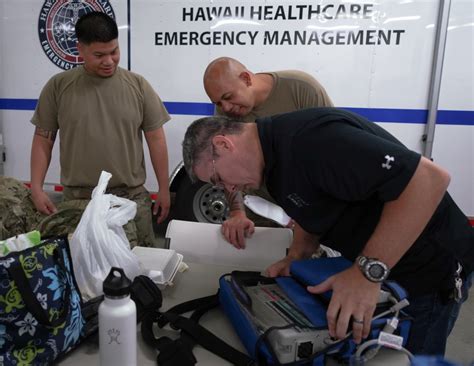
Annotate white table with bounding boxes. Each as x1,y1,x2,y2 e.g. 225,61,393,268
59,262,409,365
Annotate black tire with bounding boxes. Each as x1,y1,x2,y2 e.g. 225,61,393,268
172,175,229,224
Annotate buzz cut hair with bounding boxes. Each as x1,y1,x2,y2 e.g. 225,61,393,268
75,11,118,45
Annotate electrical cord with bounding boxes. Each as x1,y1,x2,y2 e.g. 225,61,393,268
355,339,414,360
355,296,411,361
362,295,401,360
323,296,409,358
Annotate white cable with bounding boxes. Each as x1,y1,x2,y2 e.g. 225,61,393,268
355,339,414,360
354,297,410,360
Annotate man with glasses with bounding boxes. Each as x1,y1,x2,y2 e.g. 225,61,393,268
203,57,333,251
181,108,473,356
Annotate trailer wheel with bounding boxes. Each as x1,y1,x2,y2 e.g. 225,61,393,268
172,175,229,224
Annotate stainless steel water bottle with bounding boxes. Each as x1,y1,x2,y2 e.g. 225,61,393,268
99,267,137,366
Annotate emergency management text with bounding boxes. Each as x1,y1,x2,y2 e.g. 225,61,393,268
154,29,405,46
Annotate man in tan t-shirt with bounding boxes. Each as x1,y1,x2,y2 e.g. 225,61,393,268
30,12,170,247
203,57,334,258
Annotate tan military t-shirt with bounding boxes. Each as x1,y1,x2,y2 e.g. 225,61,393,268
247,70,333,121
217,70,333,122
31,66,170,188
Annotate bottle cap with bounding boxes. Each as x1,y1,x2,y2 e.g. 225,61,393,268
103,267,132,297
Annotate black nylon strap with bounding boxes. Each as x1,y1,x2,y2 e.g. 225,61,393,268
141,312,163,350
164,312,255,366
190,295,220,321
142,313,197,366
179,294,221,355
141,294,255,366
156,294,219,328
156,338,197,366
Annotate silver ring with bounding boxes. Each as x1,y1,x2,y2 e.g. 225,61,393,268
353,318,364,324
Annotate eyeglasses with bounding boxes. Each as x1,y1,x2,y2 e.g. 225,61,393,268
210,158,225,189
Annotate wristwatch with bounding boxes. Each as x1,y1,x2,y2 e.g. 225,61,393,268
356,256,390,283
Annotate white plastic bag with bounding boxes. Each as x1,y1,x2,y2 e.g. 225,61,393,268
70,171,143,300
243,195,292,227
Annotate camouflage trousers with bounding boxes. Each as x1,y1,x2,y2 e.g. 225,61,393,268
0,177,158,248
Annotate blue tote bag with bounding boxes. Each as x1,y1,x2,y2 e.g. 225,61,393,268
0,236,85,365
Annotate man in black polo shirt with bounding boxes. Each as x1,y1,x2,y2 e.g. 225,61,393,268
181,108,473,356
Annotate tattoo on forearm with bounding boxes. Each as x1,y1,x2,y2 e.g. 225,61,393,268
225,190,245,211
35,127,57,141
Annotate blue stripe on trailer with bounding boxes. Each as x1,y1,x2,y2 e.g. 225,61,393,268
1,98,473,126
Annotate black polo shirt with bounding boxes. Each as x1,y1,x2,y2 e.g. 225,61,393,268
257,107,473,296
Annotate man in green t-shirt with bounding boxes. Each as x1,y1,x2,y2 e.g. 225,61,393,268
30,12,170,247
203,57,333,252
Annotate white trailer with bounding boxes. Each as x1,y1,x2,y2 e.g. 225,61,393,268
0,0,472,224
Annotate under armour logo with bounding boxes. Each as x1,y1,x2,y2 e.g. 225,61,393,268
382,155,395,170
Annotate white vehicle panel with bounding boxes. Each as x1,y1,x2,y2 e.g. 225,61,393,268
0,0,472,216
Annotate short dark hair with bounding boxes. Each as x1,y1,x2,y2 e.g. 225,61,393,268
182,116,244,182
75,11,118,44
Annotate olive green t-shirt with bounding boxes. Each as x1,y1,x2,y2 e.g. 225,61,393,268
217,70,333,122
31,66,170,188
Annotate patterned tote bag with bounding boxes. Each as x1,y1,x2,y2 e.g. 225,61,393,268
0,236,85,365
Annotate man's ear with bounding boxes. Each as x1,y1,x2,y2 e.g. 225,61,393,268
76,42,84,58
239,71,252,86
212,135,234,155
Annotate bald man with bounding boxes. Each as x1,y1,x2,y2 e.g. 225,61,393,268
203,57,333,251
204,57,333,121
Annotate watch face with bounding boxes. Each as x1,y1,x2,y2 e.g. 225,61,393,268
357,256,390,282
368,263,385,280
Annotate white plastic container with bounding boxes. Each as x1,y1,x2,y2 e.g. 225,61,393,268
132,247,183,288
99,267,137,366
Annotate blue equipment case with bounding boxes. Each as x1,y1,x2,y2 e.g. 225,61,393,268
219,257,412,366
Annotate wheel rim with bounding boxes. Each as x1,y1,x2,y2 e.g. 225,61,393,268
192,183,229,223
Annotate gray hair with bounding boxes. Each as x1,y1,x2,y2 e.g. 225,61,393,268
182,116,245,182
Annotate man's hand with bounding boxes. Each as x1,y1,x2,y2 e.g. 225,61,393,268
221,210,255,249
307,265,380,344
31,188,57,215
266,224,320,277
264,255,293,277
153,189,170,224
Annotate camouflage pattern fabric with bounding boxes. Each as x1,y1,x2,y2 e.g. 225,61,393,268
129,190,157,248
36,201,86,240
0,177,44,239
0,177,157,248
